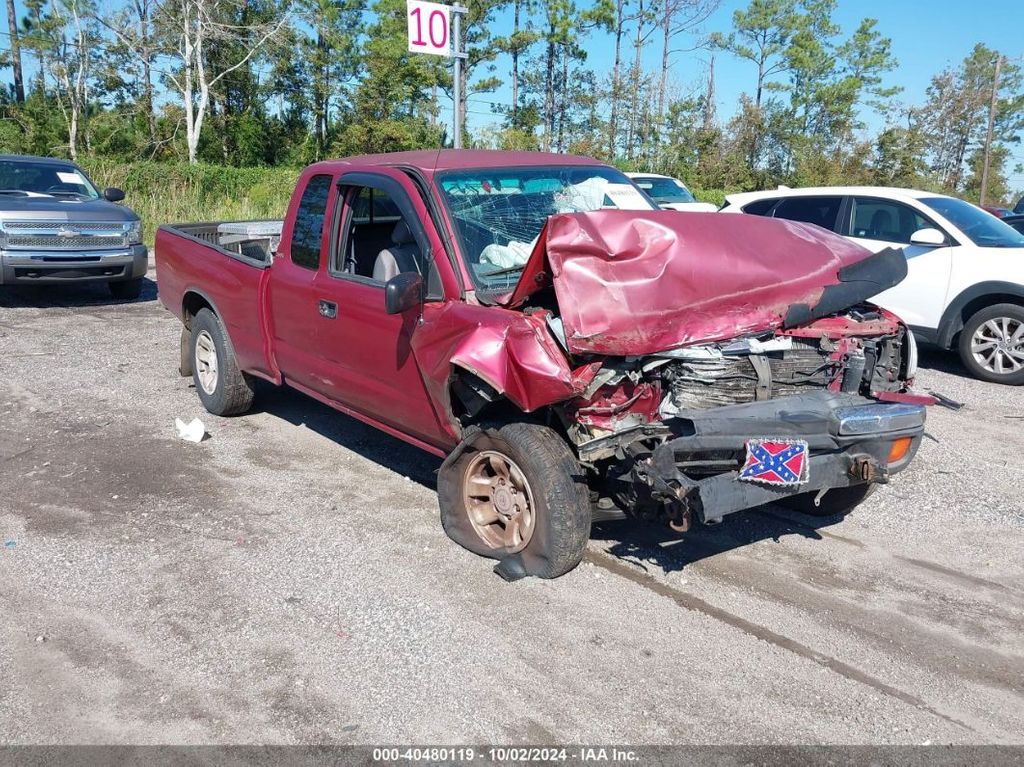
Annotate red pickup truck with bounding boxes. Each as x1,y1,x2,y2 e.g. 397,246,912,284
156,150,928,580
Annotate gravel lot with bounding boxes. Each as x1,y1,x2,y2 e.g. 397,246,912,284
1,273,1022,745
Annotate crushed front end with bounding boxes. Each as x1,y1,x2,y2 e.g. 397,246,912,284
555,306,928,528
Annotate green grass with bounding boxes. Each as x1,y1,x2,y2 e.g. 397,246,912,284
79,160,301,247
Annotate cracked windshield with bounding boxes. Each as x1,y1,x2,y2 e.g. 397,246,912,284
437,166,655,291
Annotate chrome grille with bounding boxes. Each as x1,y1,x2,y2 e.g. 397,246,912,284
1,221,129,250
2,221,121,231
7,234,127,249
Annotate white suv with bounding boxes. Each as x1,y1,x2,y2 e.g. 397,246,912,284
721,187,1024,385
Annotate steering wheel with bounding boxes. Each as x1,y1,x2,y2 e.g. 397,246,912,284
44,183,83,195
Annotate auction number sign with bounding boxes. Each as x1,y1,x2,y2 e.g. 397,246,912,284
407,0,451,57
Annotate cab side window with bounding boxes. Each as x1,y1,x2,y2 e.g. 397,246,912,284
336,184,424,282
291,174,332,270
849,198,931,244
771,196,843,231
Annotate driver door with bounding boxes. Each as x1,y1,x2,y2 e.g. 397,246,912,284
310,167,455,448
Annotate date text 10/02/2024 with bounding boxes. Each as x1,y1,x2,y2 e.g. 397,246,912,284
371,747,640,762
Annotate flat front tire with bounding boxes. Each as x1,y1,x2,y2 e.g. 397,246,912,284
957,303,1024,385
189,308,255,416
438,423,591,579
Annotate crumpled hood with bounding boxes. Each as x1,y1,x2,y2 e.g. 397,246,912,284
501,210,905,356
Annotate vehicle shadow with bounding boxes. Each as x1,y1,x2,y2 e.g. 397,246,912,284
239,383,845,573
591,507,844,576
0,277,158,308
249,381,443,488
915,343,968,377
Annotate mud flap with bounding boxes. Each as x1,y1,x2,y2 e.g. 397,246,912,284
436,425,564,582
179,325,193,377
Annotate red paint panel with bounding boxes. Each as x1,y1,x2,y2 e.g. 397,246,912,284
573,381,661,432
504,210,878,356
874,391,937,406
154,227,272,377
410,302,582,427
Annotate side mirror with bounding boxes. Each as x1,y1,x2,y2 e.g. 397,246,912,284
384,272,424,315
103,187,125,202
909,227,946,247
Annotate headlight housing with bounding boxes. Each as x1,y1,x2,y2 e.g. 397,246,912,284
125,220,143,246
903,326,918,380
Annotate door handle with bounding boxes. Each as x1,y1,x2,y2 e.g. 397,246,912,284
318,299,337,319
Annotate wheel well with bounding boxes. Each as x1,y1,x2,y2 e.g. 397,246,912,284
448,368,562,433
949,293,1024,344
449,368,522,425
182,291,214,328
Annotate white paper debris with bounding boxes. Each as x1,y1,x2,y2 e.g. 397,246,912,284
56,171,86,185
175,417,206,443
604,183,654,210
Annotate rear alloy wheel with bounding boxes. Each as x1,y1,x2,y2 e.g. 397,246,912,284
189,308,255,416
958,304,1024,385
194,330,219,396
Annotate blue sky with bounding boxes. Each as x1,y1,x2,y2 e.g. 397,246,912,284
464,0,1024,189
3,0,1023,188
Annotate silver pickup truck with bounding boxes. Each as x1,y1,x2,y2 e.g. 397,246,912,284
0,155,147,299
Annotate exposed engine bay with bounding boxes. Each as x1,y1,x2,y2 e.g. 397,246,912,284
518,304,921,530
553,305,914,445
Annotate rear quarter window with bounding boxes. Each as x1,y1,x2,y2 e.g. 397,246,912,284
771,196,843,231
741,198,779,216
291,174,332,270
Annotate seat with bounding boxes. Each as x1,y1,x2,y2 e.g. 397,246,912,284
372,219,421,282
868,209,894,239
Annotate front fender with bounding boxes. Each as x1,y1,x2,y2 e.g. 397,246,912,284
410,303,589,437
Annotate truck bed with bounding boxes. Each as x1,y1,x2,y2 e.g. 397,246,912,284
155,221,280,380
162,220,283,266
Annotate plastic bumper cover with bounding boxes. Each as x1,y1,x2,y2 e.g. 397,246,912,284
0,245,148,284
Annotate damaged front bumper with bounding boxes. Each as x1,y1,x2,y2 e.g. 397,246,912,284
583,392,926,524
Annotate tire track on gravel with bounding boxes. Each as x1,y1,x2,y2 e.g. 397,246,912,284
758,508,1022,597
584,550,981,737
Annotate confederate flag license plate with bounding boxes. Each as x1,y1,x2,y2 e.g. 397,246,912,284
739,439,810,486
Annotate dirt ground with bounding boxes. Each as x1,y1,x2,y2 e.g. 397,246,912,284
1,274,1022,745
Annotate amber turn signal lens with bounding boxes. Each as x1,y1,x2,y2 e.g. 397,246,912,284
887,437,912,464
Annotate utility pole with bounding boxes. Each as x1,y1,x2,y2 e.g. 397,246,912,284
5,0,25,103
452,5,467,149
980,54,1003,207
